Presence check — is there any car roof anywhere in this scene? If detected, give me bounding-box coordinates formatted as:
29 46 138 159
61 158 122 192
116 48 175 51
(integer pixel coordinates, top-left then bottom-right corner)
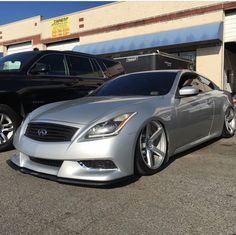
125 69 193 76
43 50 117 63
4 50 116 63
38 50 98 57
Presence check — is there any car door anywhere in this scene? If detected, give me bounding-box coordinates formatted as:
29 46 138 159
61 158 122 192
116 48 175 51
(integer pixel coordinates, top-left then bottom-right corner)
21 53 79 114
198 75 223 135
173 72 214 149
65 54 105 97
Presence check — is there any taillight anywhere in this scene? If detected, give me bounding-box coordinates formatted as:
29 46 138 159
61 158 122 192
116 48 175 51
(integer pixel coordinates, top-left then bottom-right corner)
233 98 236 104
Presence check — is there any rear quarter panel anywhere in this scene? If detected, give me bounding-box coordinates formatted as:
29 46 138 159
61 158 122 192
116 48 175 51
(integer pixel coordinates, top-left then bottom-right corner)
210 90 234 135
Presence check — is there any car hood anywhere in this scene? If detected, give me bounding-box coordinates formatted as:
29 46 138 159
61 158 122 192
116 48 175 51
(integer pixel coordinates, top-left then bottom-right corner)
31 96 156 125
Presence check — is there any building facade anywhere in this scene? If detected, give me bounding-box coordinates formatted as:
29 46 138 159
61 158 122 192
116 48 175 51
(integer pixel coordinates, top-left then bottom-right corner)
0 1 236 92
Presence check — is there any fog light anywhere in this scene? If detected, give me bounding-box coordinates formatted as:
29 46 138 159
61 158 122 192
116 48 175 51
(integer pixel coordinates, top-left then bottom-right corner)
78 160 117 169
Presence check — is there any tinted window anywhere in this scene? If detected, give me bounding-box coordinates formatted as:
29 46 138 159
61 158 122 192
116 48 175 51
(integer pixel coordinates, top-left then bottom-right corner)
91 59 104 78
178 73 195 90
31 54 66 76
178 73 214 93
199 76 214 92
67 55 99 78
103 60 124 78
189 78 206 93
0 52 36 72
92 72 177 96
103 60 117 68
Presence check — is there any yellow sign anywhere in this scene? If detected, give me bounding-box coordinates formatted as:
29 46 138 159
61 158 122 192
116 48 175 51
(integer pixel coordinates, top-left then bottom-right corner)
51 17 70 38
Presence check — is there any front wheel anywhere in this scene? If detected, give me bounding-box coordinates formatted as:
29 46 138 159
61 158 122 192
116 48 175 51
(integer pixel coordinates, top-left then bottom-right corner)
222 107 235 138
135 120 168 175
0 105 21 151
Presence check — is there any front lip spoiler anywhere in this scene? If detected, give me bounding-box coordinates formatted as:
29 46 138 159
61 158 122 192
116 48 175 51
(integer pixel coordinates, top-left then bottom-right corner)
8 160 134 187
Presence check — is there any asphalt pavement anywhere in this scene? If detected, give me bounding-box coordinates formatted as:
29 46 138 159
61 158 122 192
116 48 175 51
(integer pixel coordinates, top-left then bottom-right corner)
0 136 235 235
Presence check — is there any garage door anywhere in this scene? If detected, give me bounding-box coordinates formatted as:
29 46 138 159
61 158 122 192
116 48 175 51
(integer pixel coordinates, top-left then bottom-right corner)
224 12 236 42
7 41 33 55
47 40 79 51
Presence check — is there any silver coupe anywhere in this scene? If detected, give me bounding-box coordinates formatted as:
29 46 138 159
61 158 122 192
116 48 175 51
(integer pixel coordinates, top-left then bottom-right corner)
11 70 235 185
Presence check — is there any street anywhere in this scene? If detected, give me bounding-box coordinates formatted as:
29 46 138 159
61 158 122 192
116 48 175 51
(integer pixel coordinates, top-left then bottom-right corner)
0 136 235 235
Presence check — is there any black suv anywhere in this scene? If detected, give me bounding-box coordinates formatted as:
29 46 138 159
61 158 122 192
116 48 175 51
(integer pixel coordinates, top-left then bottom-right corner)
0 50 124 151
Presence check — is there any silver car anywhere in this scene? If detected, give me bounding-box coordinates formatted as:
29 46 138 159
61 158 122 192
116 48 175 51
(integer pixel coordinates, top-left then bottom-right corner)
11 70 235 185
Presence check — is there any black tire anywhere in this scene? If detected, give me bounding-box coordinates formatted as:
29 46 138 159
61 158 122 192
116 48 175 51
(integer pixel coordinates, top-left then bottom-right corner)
221 107 235 138
0 105 21 151
134 121 168 176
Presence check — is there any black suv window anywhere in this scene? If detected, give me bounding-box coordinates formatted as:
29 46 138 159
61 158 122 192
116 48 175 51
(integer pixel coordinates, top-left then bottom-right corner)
90 59 104 78
103 60 117 69
0 52 36 72
102 60 124 78
67 55 99 78
31 54 66 76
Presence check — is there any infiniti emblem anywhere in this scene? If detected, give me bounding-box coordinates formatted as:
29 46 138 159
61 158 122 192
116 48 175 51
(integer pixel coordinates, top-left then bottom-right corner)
37 129 48 136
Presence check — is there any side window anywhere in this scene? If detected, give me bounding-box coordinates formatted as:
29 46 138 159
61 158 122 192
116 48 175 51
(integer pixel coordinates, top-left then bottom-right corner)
199 76 214 92
103 60 117 69
67 55 100 78
31 54 66 76
178 73 198 90
190 78 205 93
178 73 205 93
91 59 104 78
98 61 107 71
103 60 124 78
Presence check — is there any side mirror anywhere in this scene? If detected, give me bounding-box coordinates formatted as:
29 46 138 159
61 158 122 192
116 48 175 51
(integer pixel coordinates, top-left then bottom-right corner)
30 63 50 74
179 86 199 96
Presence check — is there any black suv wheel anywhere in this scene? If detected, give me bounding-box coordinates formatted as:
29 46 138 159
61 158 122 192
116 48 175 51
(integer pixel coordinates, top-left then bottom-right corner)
0 105 21 151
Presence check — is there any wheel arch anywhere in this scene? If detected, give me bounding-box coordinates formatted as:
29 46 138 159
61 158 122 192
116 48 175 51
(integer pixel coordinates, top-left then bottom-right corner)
0 93 24 118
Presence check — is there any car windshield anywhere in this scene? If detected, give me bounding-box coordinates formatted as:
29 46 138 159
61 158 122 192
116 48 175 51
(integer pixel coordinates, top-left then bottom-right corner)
91 72 177 96
0 52 36 72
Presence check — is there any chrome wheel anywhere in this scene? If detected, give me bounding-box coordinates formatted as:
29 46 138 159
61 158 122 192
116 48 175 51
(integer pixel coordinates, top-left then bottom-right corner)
225 108 235 135
0 113 14 144
139 121 167 170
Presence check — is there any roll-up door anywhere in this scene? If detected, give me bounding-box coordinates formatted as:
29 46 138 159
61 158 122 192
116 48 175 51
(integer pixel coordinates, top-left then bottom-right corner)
47 40 79 51
224 12 236 43
7 41 32 55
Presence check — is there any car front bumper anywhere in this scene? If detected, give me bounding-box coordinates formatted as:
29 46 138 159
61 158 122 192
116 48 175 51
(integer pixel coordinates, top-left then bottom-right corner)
9 157 133 186
11 128 137 184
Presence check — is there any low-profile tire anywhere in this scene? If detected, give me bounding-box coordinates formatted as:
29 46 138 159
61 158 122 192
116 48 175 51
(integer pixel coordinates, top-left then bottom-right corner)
221 107 236 138
135 120 168 176
0 105 21 151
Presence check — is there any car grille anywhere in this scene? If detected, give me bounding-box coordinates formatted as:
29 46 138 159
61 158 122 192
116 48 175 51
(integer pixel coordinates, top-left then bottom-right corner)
25 122 78 142
29 157 63 167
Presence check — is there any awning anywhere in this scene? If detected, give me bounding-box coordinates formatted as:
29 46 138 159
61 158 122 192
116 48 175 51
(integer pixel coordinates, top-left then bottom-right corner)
74 22 223 55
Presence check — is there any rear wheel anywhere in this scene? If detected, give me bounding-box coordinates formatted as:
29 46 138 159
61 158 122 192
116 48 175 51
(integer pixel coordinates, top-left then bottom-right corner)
222 107 235 138
135 120 168 175
0 105 21 151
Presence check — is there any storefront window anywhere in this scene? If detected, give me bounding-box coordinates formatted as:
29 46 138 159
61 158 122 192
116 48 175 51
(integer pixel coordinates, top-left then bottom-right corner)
179 51 196 62
168 51 196 62
169 51 196 69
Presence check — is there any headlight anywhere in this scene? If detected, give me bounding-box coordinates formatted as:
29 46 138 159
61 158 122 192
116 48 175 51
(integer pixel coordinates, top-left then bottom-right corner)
86 112 136 138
